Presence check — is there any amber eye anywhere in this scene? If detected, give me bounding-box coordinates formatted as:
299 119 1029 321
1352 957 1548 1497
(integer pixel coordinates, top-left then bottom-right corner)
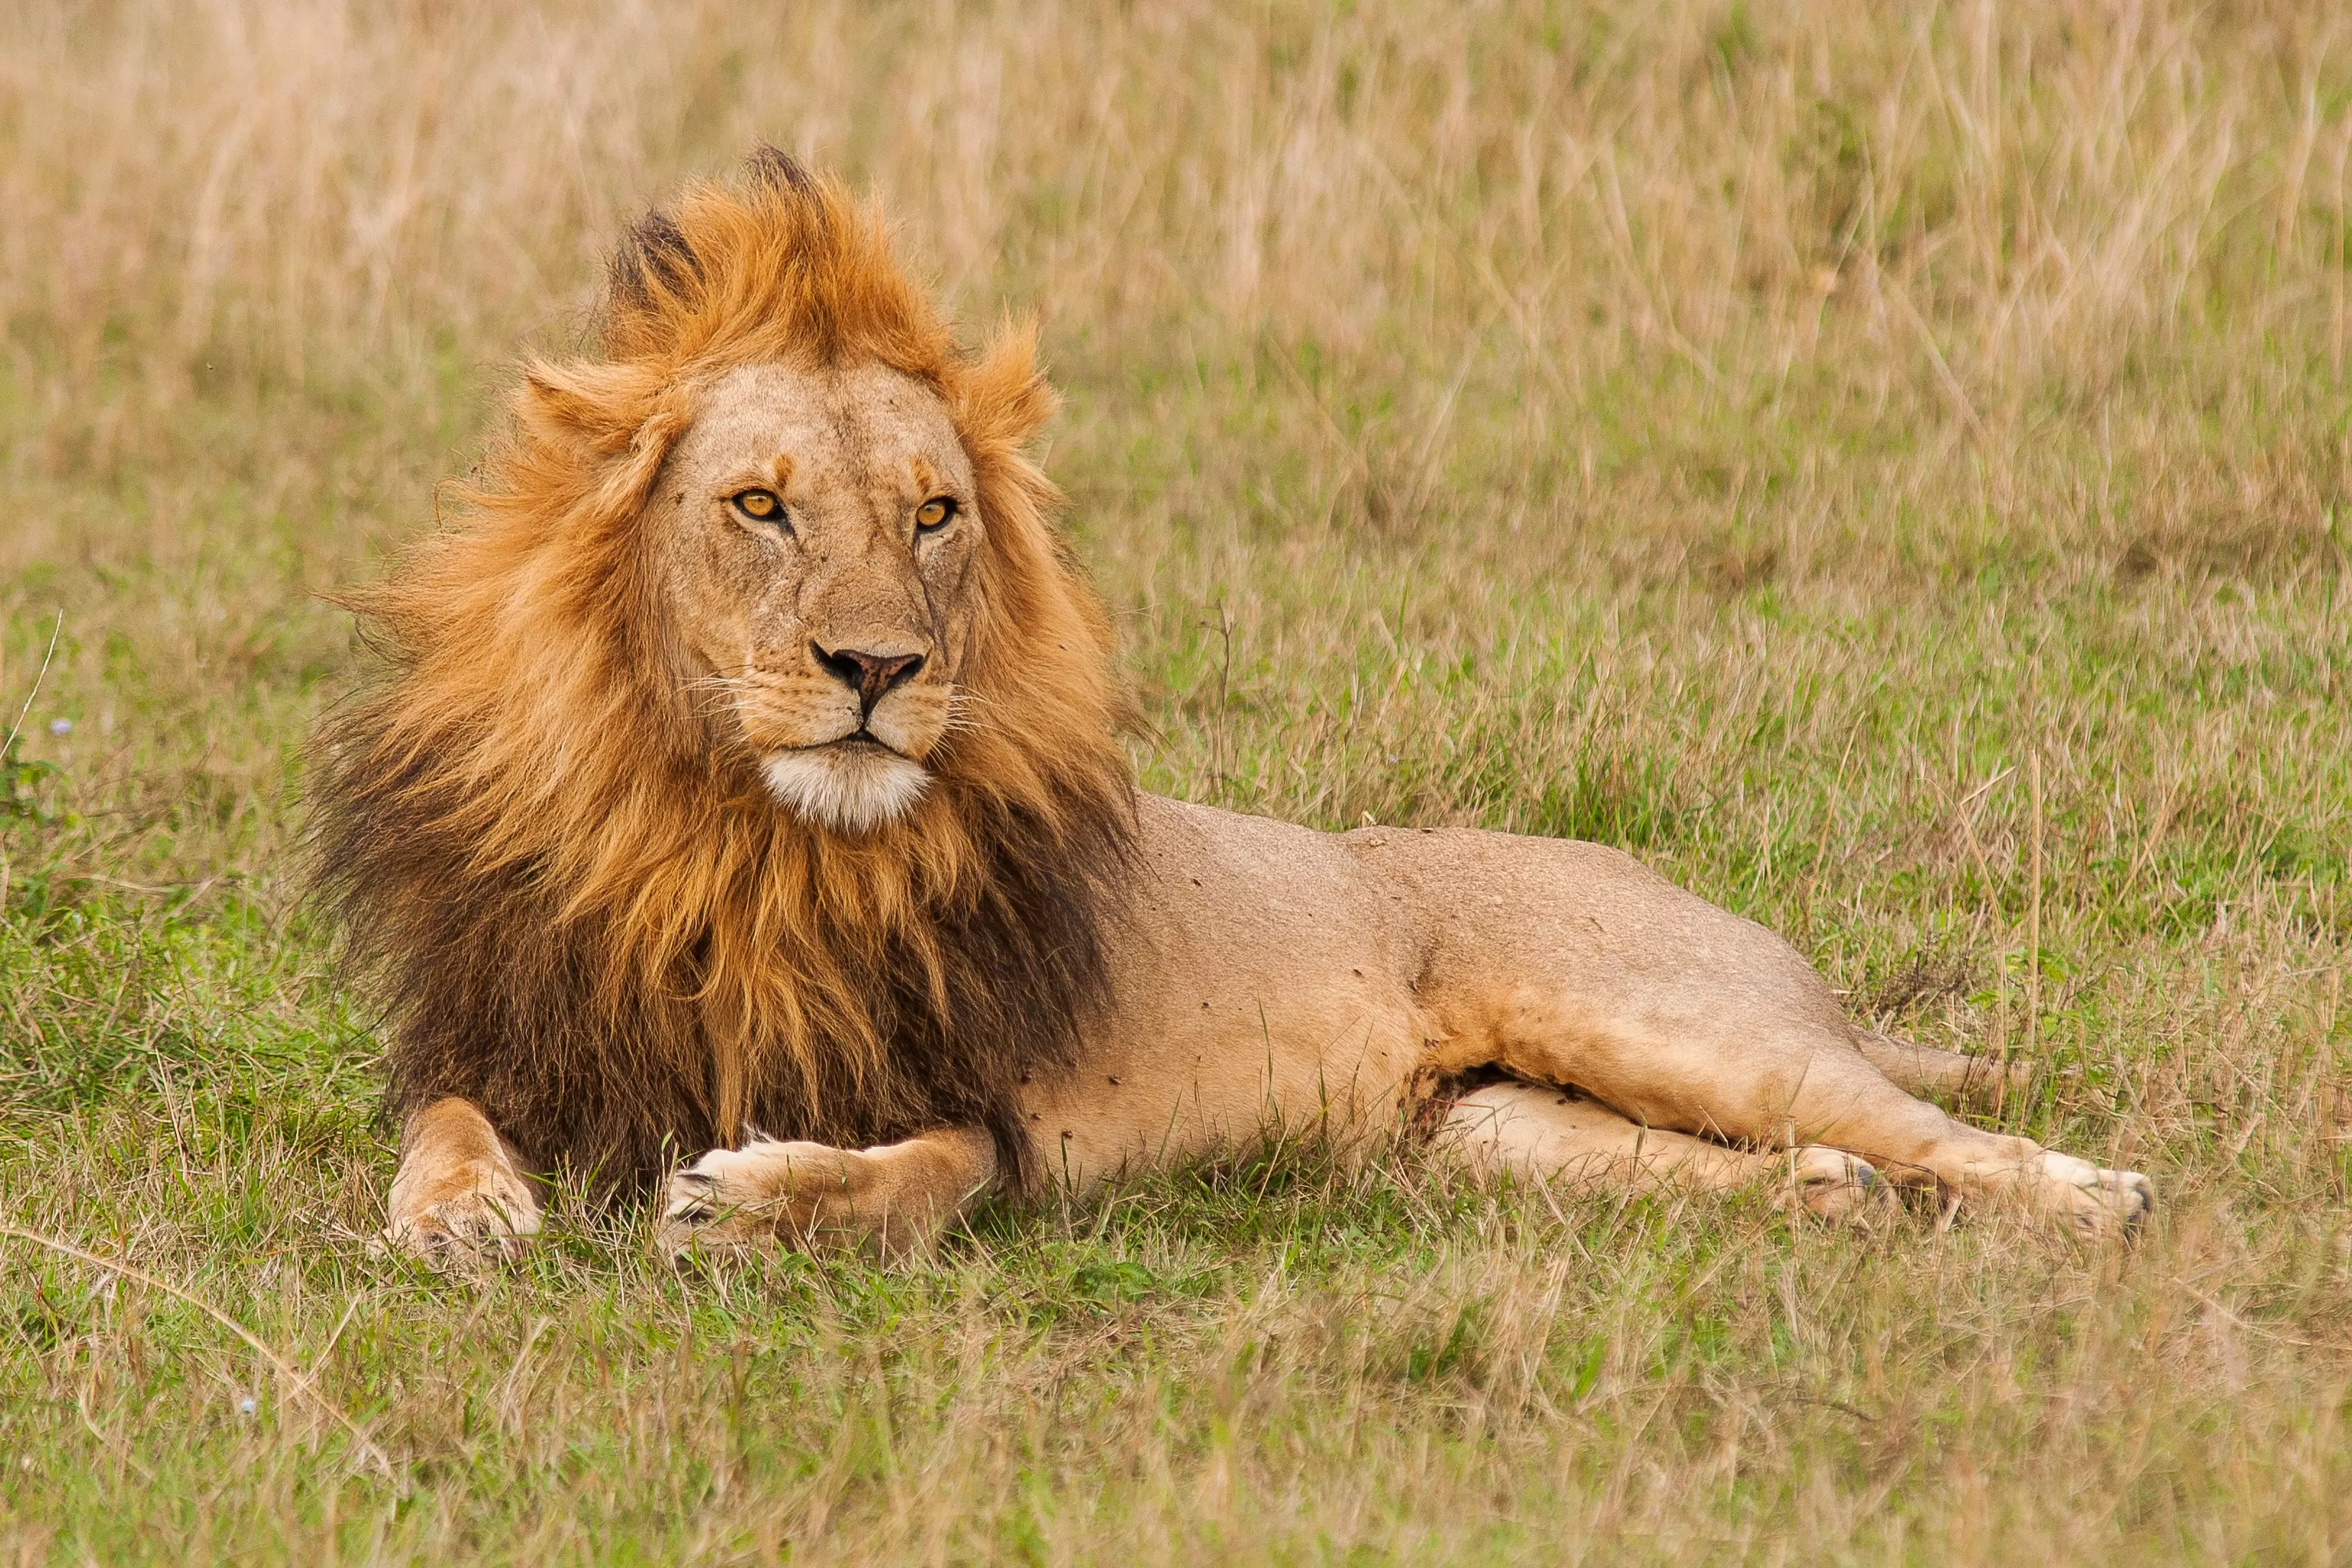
915 496 958 532
732 489 785 525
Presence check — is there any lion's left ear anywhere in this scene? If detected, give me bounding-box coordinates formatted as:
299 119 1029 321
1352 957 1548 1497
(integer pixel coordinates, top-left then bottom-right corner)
954 317 1059 456
518 357 673 457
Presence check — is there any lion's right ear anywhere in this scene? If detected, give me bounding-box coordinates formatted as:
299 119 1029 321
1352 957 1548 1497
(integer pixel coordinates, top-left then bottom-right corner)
517 358 671 458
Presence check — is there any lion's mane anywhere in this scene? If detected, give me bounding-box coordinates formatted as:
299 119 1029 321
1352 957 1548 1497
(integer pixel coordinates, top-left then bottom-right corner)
312 152 1135 1192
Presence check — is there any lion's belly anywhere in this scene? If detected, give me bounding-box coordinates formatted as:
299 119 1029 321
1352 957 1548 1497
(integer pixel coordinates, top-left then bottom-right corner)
1011 795 1447 1192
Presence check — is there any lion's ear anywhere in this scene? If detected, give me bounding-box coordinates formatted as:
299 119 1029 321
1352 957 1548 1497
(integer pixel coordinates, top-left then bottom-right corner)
518 358 669 457
956 317 1059 454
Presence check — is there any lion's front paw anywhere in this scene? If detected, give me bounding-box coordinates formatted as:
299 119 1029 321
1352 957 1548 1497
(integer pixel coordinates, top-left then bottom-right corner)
383 1175 539 1270
2030 1150 2154 1239
1776 1146 1892 1223
660 1138 902 1260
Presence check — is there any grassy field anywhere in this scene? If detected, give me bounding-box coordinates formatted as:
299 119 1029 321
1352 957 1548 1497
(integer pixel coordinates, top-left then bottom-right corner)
4 0 2350 1560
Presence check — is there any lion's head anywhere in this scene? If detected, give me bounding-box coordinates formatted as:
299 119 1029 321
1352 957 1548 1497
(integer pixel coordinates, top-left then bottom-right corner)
660 356 979 833
313 152 1135 1189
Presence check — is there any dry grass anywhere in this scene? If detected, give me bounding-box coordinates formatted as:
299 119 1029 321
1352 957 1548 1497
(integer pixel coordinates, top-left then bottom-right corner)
2 1 2349 1562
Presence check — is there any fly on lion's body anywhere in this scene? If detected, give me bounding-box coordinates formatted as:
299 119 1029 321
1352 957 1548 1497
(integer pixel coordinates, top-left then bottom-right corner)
315 151 2151 1265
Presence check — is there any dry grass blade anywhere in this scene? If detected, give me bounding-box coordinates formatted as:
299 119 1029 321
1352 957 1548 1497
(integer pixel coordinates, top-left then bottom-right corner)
1 612 62 757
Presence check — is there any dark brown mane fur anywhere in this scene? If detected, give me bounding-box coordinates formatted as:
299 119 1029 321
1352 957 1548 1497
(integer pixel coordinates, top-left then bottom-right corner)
310 152 1135 1194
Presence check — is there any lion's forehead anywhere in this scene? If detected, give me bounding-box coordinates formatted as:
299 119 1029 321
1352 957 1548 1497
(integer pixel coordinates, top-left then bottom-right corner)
688 361 974 497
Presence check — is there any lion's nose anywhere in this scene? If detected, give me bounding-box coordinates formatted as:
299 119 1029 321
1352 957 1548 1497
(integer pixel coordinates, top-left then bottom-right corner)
812 642 926 714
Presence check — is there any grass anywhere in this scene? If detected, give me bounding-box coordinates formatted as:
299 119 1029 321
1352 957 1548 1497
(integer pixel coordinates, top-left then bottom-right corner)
3 0 2350 1560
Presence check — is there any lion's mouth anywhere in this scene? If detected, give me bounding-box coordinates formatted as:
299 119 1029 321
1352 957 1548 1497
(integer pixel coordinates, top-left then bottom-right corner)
780 722 914 760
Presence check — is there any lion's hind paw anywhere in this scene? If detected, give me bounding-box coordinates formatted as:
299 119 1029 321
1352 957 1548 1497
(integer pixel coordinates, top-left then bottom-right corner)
2034 1151 2154 1239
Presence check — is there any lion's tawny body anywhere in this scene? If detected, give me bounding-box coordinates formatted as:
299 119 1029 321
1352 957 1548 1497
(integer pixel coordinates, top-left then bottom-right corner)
997 795 2139 1224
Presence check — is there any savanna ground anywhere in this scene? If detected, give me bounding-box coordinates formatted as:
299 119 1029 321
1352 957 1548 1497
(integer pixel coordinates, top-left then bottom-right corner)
2 1 2349 1561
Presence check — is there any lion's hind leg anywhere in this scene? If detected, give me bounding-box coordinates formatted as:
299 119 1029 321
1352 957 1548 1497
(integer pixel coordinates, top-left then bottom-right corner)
1434 1082 1886 1221
1375 831 2153 1238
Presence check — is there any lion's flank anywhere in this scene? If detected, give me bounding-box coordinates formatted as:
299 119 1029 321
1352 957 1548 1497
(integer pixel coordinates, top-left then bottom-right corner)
309 150 1135 1193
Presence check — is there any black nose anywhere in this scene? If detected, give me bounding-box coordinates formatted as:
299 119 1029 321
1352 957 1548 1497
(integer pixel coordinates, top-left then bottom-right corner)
812 642 926 714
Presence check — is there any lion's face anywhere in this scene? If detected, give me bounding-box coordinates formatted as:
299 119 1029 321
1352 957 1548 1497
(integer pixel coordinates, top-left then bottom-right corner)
652 359 986 832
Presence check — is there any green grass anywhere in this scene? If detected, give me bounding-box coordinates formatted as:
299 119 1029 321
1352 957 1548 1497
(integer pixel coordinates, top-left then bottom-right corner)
4 0 2352 1561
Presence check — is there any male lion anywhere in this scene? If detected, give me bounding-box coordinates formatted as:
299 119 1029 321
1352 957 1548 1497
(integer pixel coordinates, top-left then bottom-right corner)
315 152 2151 1264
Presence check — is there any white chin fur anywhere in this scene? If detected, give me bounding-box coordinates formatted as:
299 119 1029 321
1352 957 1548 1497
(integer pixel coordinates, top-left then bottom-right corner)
762 746 929 833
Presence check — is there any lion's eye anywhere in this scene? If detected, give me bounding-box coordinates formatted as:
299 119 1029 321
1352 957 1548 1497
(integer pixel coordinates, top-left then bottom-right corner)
915 496 957 533
732 489 785 525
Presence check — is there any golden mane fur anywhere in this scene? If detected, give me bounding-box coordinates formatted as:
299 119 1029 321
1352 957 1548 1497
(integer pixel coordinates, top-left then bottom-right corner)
313 151 1135 1189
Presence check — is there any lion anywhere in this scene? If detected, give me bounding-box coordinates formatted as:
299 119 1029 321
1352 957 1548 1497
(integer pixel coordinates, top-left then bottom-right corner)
313 152 2152 1265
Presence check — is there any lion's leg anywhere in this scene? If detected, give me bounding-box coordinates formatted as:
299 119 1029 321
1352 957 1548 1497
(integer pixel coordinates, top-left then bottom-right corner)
1485 989 2152 1238
659 1125 997 1263
1371 832 2153 1237
1434 1081 1884 1219
1485 986 2152 1238
385 1096 542 1264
